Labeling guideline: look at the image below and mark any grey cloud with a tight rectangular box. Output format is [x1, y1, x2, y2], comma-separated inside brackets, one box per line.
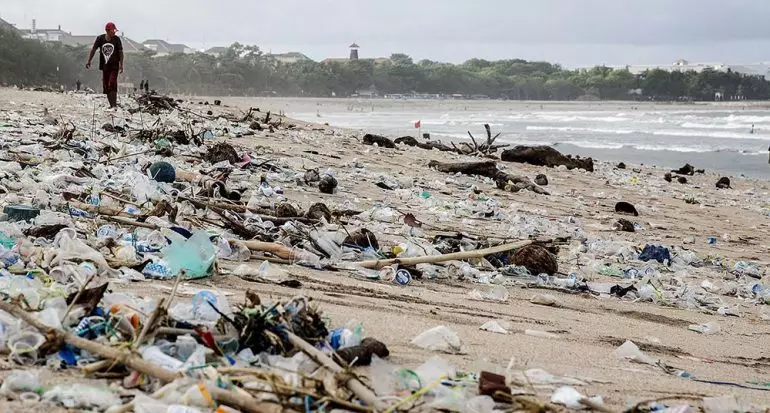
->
[2, 0, 770, 65]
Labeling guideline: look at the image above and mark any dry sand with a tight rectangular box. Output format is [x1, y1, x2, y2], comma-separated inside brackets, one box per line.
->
[1, 88, 770, 411]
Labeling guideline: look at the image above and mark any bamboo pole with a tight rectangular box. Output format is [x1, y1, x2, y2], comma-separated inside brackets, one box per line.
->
[354, 240, 533, 269]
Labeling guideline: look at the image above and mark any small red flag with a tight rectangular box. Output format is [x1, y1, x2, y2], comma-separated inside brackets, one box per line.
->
[414, 120, 421, 129]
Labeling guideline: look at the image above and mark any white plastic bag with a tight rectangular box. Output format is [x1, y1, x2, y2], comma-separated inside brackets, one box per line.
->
[411, 326, 465, 354]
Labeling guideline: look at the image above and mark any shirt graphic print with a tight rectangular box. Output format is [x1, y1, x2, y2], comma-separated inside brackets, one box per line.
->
[102, 43, 115, 65]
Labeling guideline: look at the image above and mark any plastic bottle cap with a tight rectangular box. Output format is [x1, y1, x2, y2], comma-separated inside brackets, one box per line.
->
[395, 269, 411, 285]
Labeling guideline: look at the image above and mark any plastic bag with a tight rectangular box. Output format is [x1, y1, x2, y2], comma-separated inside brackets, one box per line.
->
[479, 320, 510, 334]
[43, 384, 121, 410]
[411, 325, 465, 354]
[551, 386, 604, 409]
[0, 370, 40, 394]
[612, 340, 658, 365]
[468, 285, 509, 302]
[162, 230, 215, 279]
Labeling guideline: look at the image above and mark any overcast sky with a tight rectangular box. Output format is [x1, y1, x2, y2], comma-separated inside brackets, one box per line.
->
[2, 0, 770, 66]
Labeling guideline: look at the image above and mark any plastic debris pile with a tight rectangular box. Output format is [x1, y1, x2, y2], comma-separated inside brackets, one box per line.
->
[0, 90, 766, 411]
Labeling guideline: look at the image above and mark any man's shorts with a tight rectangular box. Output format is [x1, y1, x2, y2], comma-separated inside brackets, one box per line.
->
[102, 69, 119, 94]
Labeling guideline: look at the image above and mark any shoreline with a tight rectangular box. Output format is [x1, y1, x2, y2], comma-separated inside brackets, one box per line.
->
[1, 88, 770, 410]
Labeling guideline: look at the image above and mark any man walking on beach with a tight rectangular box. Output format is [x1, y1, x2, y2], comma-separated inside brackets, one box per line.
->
[85, 22, 124, 109]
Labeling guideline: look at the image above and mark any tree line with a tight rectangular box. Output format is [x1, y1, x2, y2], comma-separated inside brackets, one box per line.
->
[2, 27, 770, 101]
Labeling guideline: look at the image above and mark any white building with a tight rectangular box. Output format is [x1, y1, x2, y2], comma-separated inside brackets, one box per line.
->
[18, 20, 67, 42]
[577, 59, 770, 77]
[142, 39, 195, 57]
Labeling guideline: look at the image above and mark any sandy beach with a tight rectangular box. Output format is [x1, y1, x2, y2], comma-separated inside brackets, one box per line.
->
[1, 88, 770, 411]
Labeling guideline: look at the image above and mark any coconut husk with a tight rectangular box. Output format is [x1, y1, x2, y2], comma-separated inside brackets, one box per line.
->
[512, 244, 558, 275]
[306, 203, 332, 222]
[334, 338, 389, 366]
[615, 218, 635, 232]
[274, 203, 299, 218]
[204, 142, 240, 164]
[615, 201, 639, 216]
[716, 177, 731, 189]
[319, 176, 338, 194]
[343, 228, 379, 250]
[672, 163, 695, 176]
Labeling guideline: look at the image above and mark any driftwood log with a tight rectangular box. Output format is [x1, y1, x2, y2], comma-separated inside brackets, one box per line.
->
[394, 136, 454, 152]
[362, 134, 396, 148]
[428, 160, 549, 195]
[463, 124, 510, 155]
[363, 124, 508, 156]
[501, 145, 594, 172]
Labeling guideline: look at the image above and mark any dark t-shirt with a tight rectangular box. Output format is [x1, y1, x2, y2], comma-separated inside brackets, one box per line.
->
[92, 34, 123, 71]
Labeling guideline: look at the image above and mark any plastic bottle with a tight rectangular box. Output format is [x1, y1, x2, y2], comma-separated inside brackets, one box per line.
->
[329, 328, 362, 350]
[460, 263, 481, 278]
[191, 291, 218, 320]
[551, 276, 576, 289]
[175, 335, 198, 362]
[141, 346, 184, 371]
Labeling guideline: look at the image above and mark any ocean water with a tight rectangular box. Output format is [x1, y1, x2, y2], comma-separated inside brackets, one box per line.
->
[257, 98, 770, 179]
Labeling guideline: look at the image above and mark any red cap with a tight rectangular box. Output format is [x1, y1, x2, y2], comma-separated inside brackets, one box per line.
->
[105, 22, 117, 32]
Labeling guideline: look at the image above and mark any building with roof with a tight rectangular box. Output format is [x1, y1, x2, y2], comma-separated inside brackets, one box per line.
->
[18, 20, 68, 42]
[205, 46, 229, 58]
[142, 39, 195, 56]
[267, 52, 312, 64]
[577, 59, 769, 78]
[0, 17, 18, 33]
[322, 43, 389, 65]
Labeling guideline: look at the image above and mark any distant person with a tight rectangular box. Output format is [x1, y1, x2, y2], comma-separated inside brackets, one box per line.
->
[85, 22, 124, 109]
[140, 80, 144, 92]
[76, 80, 81, 91]
[750, 123, 755, 134]
[144, 80, 149, 94]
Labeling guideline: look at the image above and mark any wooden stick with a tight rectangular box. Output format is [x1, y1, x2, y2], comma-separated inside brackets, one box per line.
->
[101, 216, 160, 230]
[69, 200, 140, 218]
[241, 240, 299, 260]
[101, 190, 141, 207]
[0, 300, 179, 382]
[354, 240, 533, 269]
[132, 297, 166, 350]
[82, 359, 113, 375]
[179, 196, 318, 225]
[107, 149, 155, 164]
[286, 331, 387, 411]
[151, 327, 228, 341]
[0, 301, 278, 413]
